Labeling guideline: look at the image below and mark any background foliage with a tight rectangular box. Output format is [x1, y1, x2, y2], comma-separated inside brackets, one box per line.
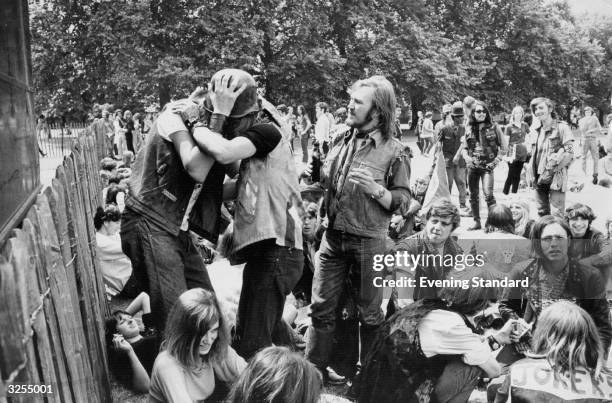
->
[30, 0, 612, 124]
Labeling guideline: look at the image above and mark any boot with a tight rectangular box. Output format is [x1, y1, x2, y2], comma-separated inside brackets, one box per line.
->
[468, 219, 482, 231]
[459, 205, 472, 217]
[593, 174, 598, 185]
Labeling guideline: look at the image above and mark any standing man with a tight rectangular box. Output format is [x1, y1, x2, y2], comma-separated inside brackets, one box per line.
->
[394, 106, 403, 140]
[92, 109, 115, 157]
[178, 69, 304, 359]
[438, 102, 469, 215]
[120, 82, 254, 332]
[434, 103, 452, 138]
[305, 75, 411, 381]
[529, 97, 574, 217]
[416, 110, 424, 153]
[578, 106, 602, 184]
[314, 102, 333, 156]
[330, 107, 350, 143]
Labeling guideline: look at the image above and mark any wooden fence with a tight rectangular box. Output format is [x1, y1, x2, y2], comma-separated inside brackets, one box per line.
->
[0, 131, 111, 402]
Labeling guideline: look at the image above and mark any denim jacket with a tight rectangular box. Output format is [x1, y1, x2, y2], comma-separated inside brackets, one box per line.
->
[320, 128, 411, 238]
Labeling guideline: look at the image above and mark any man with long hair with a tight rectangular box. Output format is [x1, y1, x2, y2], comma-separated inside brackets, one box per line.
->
[304, 75, 411, 383]
[528, 97, 574, 216]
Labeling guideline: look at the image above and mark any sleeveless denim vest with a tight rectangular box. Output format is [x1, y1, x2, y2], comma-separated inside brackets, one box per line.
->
[231, 124, 303, 258]
[125, 121, 225, 243]
[466, 123, 501, 165]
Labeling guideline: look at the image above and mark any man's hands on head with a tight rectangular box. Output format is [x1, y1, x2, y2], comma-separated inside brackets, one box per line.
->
[209, 74, 247, 117]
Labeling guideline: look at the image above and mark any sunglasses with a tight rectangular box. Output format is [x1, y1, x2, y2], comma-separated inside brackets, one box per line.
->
[474, 109, 486, 114]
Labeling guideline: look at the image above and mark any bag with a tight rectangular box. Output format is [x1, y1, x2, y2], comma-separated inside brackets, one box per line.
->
[599, 143, 608, 159]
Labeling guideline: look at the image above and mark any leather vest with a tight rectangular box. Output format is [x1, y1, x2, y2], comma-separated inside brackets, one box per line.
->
[231, 124, 303, 258]
[466, 123, 501, 165]
[125, 121, 225, 243]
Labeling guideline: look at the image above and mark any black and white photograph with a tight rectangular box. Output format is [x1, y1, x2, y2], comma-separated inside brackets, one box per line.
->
[2, 0, 612, 401]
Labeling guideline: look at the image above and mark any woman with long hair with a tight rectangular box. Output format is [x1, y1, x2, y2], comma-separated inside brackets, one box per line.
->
[227, 346, 324, 403]
[495, 301, 610, 402]
[296, 105, 312, 163]
[462, 101, 505, 230]
[148, 288, 246, 402]
[503, 106, 530, 194]
[507, 196, 534, 238]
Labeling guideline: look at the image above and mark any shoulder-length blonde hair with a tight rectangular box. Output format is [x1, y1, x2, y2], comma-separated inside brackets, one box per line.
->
[509, 105, 525, 125]
[531, 301, 603, 383]
[162, 288, 229, 369]
[508, 196, 531, 236]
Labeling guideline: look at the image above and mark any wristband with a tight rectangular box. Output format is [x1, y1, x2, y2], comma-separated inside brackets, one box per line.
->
[208, 113, 227, 133]
[371, 186, 386, 200]
[487, 334, 501, 350]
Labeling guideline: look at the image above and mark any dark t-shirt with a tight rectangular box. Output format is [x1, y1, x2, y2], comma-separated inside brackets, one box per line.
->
[111, 334, 159, 387]
[237, 123, 282, 158]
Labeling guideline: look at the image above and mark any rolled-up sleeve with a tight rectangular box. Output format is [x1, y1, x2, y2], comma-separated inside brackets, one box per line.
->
[387, 151, 411, 212]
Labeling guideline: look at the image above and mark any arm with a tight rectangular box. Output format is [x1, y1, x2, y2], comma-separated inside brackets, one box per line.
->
[192, 126, 256, 165]
[127, 349, 150, 393]
[496, 124, 506, 159]
[478, 356, 501, 378]
[169, 129, 216, 183]
[125, 292, 151, 316]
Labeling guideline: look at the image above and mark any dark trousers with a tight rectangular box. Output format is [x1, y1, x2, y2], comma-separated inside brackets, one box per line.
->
[125, 131, 135, 153]
[120, 211, 214, 334]
[306, 229, 386, 368]
[301, 134, 310, 163]
[434, 359, 484, 403]
[467, 167, 496, 220]
[503, 160, 524, 194]
[235, 241, 303, 359]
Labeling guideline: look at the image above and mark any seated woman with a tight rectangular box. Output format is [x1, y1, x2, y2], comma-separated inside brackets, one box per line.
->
[149, 288, 246, 403]
[354, 267, 519, 403]
[499, 215, 612, 362]
[227, 346, 324, 403]
[104, 292, 157, 393]
[94, 205, 136, 299]
[507, 196, 534, 238]
[495, 301, 611, 403]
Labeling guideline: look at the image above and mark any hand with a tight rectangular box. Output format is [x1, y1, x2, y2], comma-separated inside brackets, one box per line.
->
[395, 298, 413, 310]
[494, 319, 519, 345]
[348, 167, 379, 195]
[188, 86, 207, 105]
[463, 155, 473, 167]
[209, 74, 248, 117]
[113, 334, 133, 353]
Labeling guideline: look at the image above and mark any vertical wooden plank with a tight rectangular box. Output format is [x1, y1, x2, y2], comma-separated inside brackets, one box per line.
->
[9, 228, 59, 402]
[0, 255, 35, 403]
[2, 236, 41, 396]
[22, 216, 68, 403]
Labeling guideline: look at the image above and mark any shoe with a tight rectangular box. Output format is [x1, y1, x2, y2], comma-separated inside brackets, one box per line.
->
[468, 220, 482, 231]
[459, 206, 472, 217]
[323, 367, 347, 385]
[593, 174, 598, 185]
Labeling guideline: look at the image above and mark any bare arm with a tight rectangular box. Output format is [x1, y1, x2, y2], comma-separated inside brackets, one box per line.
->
[192, 126, 256, 165]
[169, 129, 215, 183]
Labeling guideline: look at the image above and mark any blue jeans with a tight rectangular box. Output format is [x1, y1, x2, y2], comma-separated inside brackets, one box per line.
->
[467, 167, 495, 220]
[235, 240, 303, 359]
[306, 229, 386, 368]
[120, 210, 214, 333]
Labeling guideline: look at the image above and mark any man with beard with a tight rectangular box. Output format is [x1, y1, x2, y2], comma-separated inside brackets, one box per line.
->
[389, 199, 463, 313]
[304, 75, 411, 382]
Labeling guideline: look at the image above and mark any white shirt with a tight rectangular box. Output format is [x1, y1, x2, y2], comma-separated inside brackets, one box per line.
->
[418, 309, 491, 366]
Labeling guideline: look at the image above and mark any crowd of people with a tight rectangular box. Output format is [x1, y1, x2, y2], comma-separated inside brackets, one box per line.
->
[91, 68, 612, 402]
